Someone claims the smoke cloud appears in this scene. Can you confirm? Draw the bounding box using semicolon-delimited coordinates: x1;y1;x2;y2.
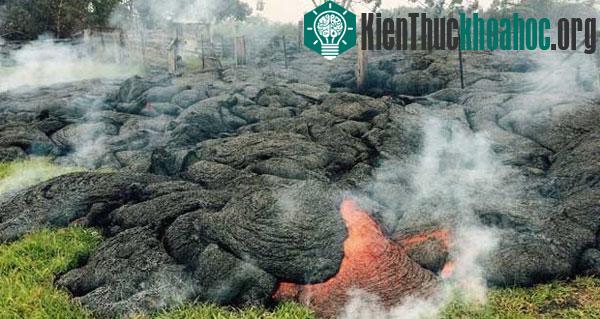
0;158;83;197
0;37;139;93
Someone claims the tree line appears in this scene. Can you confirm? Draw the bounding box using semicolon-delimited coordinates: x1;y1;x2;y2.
1;0;596;42
0;0;252;41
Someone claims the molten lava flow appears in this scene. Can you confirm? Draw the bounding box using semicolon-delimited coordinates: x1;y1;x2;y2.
272;199;439;318
441;261;455;279
395;229;451;249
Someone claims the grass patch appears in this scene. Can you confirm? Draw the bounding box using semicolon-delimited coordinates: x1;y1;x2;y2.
0;157;84;194
0;227;101;319
146;302;315;319
0;227;315;319
442;277;600;318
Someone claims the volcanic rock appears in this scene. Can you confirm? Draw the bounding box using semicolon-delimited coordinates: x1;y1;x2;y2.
580;249;600;276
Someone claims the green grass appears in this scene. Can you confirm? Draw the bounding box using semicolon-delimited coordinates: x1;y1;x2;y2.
0;157;84;194
442;277;600;318
0;227;101;319
147;302;315;319
0;227;315;319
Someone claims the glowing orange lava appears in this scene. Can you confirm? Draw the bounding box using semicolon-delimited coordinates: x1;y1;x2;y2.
272;199;439;318
441;261;455;279
395;229;451;250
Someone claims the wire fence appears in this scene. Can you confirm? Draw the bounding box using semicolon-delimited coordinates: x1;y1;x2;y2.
81;23;300;75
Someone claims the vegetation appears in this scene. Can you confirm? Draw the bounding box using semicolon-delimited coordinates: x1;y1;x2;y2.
0;0;252;41
486;0;598;19
0;0;121;40
147;303;315;319
0;227;100;319
443;277;600;318
0;227;313;319
313;0;383;11
408;0;480;15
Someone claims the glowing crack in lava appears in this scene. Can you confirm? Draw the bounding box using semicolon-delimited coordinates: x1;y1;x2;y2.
273;199;441;318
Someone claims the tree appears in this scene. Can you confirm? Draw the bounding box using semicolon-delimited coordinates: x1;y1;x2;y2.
311;0;383;12
0;0;252;40
87;0;121;28
115;0;252;29
212;0;252;21
0;0;48;40
0;0;121;40
406;0;480;15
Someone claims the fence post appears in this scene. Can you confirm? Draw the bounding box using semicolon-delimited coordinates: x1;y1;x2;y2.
176;24;182;56
118;29;125;63
283;36;288;69
458;29;465;89
112;30;122;64
167;25;181;74
200;34;205;70
596;46;600;90
220;36;225;59
235;36;246;66
83;29;92;55
138;20;146;69
298;20;304;48
356;33;368;92
168;43;177;74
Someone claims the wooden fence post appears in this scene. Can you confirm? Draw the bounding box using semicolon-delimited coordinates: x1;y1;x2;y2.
137;20;146;68
112;30;122;64
235;36;246;66
283;36;288;69
168;41;177;74
356;33;368;91
298;20;304;48
167;25;181;74
200;34;205;70
596;41;600;90
458;30;465;89
220;36;225;58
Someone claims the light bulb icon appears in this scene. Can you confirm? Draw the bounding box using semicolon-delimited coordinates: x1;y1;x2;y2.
314;10;347;60
304;1;356;60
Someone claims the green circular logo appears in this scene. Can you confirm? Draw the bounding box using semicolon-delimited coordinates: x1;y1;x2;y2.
304;1;357;60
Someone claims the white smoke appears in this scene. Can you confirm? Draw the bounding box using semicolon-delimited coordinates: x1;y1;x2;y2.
397;118;516;224
0;37;139;93
341;289;444;319
0;158;83;197
344;114;520;318
57;123;111;169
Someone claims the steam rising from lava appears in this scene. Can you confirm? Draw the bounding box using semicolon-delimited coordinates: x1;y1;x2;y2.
276;115;516;318
0;39;138;92
342;115;513;318
273;199;438;318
